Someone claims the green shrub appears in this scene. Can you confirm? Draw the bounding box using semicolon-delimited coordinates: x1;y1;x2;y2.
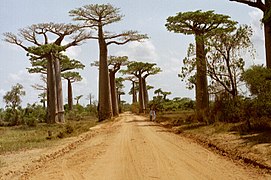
211;94;244;123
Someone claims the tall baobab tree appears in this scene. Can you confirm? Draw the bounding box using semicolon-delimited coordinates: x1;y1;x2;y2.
229;0;271;68
62;72;83;111
166;10;236;120
126;76;138;103
92;56;129;116
4;23;91;123
142;66;161;106
70;4;148;121
108;56;129;116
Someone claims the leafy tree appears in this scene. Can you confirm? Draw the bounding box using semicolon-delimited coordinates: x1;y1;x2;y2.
242;65;271;99
70;4;148;121
62;72;83;111
230;0;271;68
207;25;253;98
4;23;90;123
166;10;236;120
161;91;172;100
154;88;163;97
181;25;253;98
3;83;25;125
74;95;83;105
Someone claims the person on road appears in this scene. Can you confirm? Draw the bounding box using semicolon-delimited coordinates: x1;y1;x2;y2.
150;108;156;121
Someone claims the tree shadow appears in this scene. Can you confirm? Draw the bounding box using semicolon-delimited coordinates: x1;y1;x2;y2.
240;131;271;145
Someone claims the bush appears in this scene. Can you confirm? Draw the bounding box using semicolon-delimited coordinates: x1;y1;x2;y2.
130;103;140;114
24;116;37;127
210;94;244;123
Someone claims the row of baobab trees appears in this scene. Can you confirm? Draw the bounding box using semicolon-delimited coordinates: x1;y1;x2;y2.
3;4;162;123
4;1;270;123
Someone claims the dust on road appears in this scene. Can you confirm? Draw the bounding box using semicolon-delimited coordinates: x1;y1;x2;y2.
13;113;271;179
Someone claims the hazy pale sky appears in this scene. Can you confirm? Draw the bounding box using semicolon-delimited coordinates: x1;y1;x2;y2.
0;0;265;108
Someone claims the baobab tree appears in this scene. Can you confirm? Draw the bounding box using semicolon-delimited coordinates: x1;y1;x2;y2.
62;72;83;111
126;76;138;103
92;56;129;116
122;62;160;113
142;66;161;106
74;95;83;105
115;77;125;113
166;10;236;120
69;4;148;121
229;0;271;68
108;56;129;116
4;23;91;123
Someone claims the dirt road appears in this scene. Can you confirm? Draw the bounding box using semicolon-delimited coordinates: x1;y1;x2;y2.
15;113;270;179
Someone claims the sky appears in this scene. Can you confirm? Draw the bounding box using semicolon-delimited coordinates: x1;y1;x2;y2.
0;0;265;108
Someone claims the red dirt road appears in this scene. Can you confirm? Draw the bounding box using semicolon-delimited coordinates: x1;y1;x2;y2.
2;113;270;179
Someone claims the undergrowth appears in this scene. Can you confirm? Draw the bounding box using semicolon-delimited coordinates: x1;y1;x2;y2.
0;118;97;154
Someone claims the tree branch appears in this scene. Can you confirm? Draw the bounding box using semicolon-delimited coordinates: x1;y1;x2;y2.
229;0;266;11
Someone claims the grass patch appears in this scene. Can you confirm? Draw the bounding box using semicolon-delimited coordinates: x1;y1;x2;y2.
156;110;195;126
0;118;97;154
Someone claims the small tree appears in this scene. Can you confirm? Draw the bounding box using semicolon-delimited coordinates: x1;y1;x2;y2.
74;95;83;105
3;83;25;125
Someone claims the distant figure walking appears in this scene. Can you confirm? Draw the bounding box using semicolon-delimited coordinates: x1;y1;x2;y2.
150;109;156;121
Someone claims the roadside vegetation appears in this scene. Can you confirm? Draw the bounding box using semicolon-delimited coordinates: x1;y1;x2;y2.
0;101;97;154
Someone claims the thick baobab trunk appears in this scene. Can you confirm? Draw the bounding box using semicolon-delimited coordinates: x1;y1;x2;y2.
138;74;145;113
195;35;209;121
132;81;137;103
47;56;57;124
54;59;65;123
142;78;149;109
98;25;113;121
67;79;73;111
264;22;271;68
109;71;119;117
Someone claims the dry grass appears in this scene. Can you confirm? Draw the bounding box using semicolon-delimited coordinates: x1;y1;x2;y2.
0;118;97;154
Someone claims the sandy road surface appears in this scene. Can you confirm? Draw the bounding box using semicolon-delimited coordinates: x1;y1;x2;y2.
18;113;269;179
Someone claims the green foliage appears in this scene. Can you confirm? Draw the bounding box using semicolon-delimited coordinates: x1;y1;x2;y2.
3;83;25;110
166;10;236;36
149;97;195;112
23;104;47;126
65;104;98;121
242;65;271;98
210;94;244;123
